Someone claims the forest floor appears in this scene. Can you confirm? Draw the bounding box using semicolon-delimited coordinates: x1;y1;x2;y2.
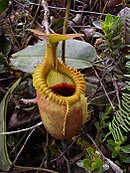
0;0;130;173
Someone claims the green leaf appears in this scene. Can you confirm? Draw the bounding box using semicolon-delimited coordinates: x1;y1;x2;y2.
92;21;102;30
0;78;21;171
115;145;120;152
51;18;64;31
115;160;121;166
86;147;94;159
94;121;100;129
121;144;130;153
105;13;113;25
0;53;8;66
0;34;11;56
112;150;120;158
0;0;9;14
76;160;84;168
94;158;103;172
107;139;115;145
122;157;130;163
101;14;114;35
10;39;96;73
112;17;121;30
0;34;11;71
93;32;105;38
91;162;96;170
83;159;92;171
112;34;121;41
0;64;8;73
106;144;114;151
105;32;113;40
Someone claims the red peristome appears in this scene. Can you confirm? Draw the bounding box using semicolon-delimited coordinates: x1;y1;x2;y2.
50;83;75;96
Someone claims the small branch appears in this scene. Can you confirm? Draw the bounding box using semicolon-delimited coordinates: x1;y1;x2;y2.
50;134;80;162
36;132;49;173
47;6;115;16
58;148;71;173
6;129;35;173
14;165;58;173
90;87;125;104
69;151;85;164
42;0;50;34
110;74;121;108
21;98;37;104
22;0;42;48
92;66;115;112
0;121;42;135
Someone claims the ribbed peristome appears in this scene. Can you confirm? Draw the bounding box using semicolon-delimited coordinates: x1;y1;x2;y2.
33;36;86;105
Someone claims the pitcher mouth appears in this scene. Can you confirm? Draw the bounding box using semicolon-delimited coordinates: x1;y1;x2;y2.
50;83;75;96
47;69;75;97
33;60;86;105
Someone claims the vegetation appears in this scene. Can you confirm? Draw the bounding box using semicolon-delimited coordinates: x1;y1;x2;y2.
0;0;130;173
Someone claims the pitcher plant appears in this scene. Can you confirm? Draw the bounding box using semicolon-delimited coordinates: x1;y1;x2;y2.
31;29;88;139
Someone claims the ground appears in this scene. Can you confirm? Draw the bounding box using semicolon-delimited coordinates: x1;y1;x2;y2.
0;0;130;173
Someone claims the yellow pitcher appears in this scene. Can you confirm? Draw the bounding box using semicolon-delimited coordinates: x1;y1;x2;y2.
31;29;88;139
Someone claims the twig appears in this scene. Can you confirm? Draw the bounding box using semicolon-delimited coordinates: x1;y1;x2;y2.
9;130;28;155
47;6;115;16
0;121;42;135
42;0;50;34
12;1;115;16
50;134;80;162
91;0;99;12
0;86;6;94
12;0;38;6
90;89;124;103
58;148;71;173
69;151;85;164
62;0;72;63
6;128;35;173
14;165;58;173
110;74;121;108
22;0;42;48
92;66;115;112
85;133;123;173
36;132;49;173
69;25;84;41
36;156;48;173
8;18;22;49
21;98;37;104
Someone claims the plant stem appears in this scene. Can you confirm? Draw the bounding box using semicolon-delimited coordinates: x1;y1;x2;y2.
62;0;72;63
